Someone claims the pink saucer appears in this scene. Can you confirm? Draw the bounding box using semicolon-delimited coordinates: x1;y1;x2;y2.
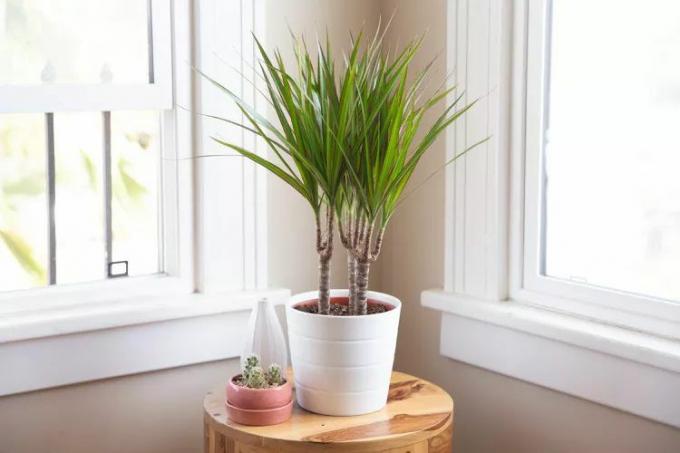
225;399;293;426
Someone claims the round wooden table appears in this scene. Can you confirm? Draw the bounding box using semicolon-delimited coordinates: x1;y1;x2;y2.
203;371;454;453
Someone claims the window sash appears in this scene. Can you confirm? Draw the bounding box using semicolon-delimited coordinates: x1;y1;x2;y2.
517;0;680;339
0;0;189;299
0;116;179;296
0;0;172;113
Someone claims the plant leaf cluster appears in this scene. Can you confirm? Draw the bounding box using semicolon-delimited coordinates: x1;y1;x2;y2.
205;28;484;313
205;34;351;217
206;28;481;240
337;33;478;238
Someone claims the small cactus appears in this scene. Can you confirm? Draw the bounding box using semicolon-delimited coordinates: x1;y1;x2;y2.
239;354;285;388
266;363;283;386
241;353;260;381
245;366;267;388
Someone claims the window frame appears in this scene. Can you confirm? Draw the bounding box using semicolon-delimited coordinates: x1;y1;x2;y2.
0;0;173;113
515;0;680;340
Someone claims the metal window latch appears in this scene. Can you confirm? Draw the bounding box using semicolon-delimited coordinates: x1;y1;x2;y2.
107;260;129;278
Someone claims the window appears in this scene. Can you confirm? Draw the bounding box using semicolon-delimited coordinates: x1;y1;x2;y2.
542;0;680;302
0;0;279;398
424;0;680;429
521;0;680;338
0;0;172;293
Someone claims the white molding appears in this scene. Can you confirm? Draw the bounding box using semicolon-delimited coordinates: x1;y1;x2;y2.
161;0;195;290
445;0;513;300
508;0;529;299
0;287;289;344
241;0;258;291
0;288;289;396
150;0;174;100
423;290;680;373
193;0;268;294
422;290;680;428
253;0;269;290
442;0;457;293
0;275;185;314
241;0;269;290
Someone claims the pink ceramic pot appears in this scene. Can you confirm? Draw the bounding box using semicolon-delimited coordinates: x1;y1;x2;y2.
225;399;293;426
226;376;292;410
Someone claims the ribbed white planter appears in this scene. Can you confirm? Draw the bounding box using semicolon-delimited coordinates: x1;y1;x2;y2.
286;289;401;416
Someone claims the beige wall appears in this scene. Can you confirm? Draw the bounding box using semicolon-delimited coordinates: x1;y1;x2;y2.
375;1;680;452
266;0;381;295
0;360;240;453
2;2;680;453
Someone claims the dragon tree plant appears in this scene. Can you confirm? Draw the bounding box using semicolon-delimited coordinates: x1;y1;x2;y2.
204;27;482;315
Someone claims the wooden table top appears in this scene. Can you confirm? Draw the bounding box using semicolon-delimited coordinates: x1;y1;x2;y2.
203;371;454;451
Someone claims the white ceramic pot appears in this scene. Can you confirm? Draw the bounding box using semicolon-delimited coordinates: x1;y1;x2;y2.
286;289;401;416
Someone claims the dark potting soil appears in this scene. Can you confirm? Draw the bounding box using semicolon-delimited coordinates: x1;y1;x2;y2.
231;375;287;388
294;297;391;316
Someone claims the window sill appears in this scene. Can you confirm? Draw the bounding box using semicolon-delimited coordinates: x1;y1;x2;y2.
0;287;290;396
0;285;290;343
421;290;680;428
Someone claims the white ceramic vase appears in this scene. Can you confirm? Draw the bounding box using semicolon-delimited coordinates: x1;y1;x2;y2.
241;298;288;371
286;289;401;416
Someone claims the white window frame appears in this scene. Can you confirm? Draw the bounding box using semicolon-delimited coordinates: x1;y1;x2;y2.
518;0;680;341
0;0;288;397
423;0;680;428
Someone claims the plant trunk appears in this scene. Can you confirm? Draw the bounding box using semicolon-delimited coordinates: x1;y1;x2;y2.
318;255;331;314
355;259;370;315
347;253;358;314
316;207;334;315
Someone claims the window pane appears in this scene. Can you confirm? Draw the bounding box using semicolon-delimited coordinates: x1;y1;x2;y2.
0;0;150;85
543;0;680;301
0;114;47;291
110;111;160;277
54;112;105;285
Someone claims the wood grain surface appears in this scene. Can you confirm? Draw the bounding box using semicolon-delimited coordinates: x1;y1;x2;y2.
204;371;454;453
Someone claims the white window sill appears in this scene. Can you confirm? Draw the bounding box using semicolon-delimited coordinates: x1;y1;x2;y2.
421;290;680;428
0;284;289;343
1;286;290;396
